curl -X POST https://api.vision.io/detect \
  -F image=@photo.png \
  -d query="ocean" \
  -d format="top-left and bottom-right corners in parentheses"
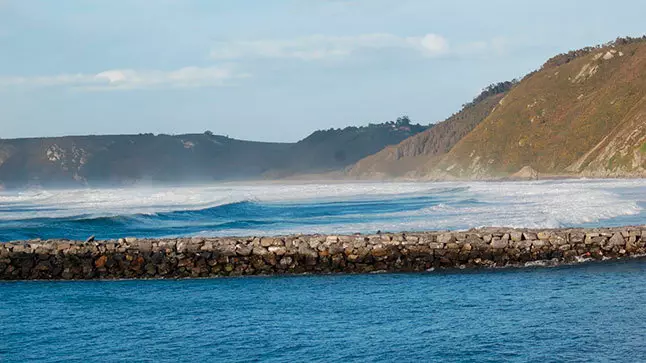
top-left (2, 179), bottom-right (646, 362)
top-left (2, 261), bottom-right (646, 362)
top-left (0, 179), bottom-right (645, 242)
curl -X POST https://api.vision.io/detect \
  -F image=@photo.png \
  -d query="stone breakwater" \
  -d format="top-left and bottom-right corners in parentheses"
top-left (1, 227), bottom-right (646, 280)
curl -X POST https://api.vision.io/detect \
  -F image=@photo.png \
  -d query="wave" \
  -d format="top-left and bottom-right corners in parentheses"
top-left (0, 180), bottom-right (644, 242)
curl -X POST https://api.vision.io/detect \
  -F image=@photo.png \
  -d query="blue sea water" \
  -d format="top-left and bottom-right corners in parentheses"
top-left (0, 179), bottom-right (645, 241)
top-left (2, 180), bottom-right (646, 362)
top-left (2, 260), bottom-right (646, 362)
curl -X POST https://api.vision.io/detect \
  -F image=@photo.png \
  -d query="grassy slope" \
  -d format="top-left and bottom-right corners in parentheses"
top-left (435, 41), bottom-right (646, 178)
top-left (346, 93), bottom-right (505, 178)
top-left (267, 123), bottom-right (427, 178)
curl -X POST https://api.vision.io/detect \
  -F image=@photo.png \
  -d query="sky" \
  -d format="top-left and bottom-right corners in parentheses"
top-left (1, 0), bottom-right (645, 142)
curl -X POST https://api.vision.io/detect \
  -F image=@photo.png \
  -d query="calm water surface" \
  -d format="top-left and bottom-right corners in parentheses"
top-left (2, 260), bottom-right (646, 362)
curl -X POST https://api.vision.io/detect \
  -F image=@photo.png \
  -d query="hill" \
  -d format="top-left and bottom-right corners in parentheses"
top-left (433, 36), bottom-right (646, 179)
top-left (0, 119), bottom-right (426, 189)
top-left (346, 82), bottom-right (514, 178)
top-left (274, 117), bottom-right (426, 178)
top-left (349, 36), bottom-right (646, 180)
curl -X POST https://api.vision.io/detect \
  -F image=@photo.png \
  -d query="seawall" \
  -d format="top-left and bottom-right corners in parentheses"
top-left (1, 226), bottom-right (645, 280)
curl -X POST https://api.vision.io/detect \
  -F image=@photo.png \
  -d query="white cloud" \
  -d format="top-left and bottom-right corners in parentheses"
top-left (0, 66), bottom-right (250, 91)
top-left (210, 33), bottom-right (450, 61)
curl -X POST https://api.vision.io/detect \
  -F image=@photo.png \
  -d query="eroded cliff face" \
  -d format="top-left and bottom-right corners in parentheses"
top-left (431, 40), bottom-right (646, 179)
top-left (567, 96), bottom-right (646, 177)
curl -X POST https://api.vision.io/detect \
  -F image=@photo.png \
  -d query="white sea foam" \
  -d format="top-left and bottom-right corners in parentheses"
top-left (0, 180), bottom-right (644, 234)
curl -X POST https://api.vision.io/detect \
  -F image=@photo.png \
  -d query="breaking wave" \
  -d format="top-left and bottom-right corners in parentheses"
top-left (0, 179), bottom-right (644, 241)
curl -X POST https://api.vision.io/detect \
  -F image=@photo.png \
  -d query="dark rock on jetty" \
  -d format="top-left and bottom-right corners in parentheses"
top-left (1, 227), bottom-right (645, 280)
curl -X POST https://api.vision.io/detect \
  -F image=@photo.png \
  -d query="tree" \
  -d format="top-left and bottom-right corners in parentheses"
top-left (396, 116), bottom-right (411, 127)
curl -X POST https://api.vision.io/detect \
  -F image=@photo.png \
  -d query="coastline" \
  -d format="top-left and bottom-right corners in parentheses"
top-left (2, 226), bottom-right (645, 280)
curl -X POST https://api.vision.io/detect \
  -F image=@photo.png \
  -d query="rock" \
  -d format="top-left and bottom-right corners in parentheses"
top-left (371, 247), bottom-right (389, 257)
top-left (12, 245), bottom-right (29, 253)
top-left (56, 242), bottom-right (71, 252)
top-left (220, 244), bottom-right (237, 257)
top-left (325, 236), bottom-right (339, 244)
top-left (516, 241), bottom-right (533, 250)
top-left (176, 240), bottom-right (188, 253)
top-left (125, 237), bottom-right (137, 243)
top-left (236, 244), bottom-right (253, 256)
top-left (138, 241), bottom-right (153, 253)
top-left (608, 233), bottom-right (625, 247)
top-left (308, 239), bottom-right (321, 249)
top-left (549, 235), bottom-right (567, 246)
top-left (267, 246), bottom-right (286, 255)
top-left (298, 245), bottom-right (318, 259)
top-left (537, 232), bottom-right (551, 240)
top-left (94, 255), bottom-right (108, 268)
top-left (510, 232), bottom-right (523, 242)
top-left (523, 232), bottom-right (537, 240)
top-left (271, 238), bottom-right (285, 247)
top-left (3, 228), bottom-right (646, 280)
top-left (279, 256), bottom-right (293, 267)
top-left (85, 235), bottom-right (96, 243)
top-left (438, 233), bottom-right (456, 244)
top-left (570, 232), bottom-right (585, 244)
top-left (532, 240), bottom-right (547, 248)
top-left (491, 239), bottom-right (508, 249)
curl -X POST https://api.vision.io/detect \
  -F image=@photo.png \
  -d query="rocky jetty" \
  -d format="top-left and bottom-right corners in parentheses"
top-left (1, 227), bottom-right (645, 280)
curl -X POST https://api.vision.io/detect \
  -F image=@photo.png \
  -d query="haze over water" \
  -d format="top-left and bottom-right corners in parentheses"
top-left (0, 179), bottom-right (645, 242)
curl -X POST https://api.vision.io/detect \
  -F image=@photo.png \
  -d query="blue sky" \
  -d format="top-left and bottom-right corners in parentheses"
top-left (1, 0), bottom-right (644, 142)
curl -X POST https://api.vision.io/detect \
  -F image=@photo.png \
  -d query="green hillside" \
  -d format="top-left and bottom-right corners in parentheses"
top-left (346, 83), bottom-right (513, 178)
top-left (0, 120), bottom-right (426, 189)
top-left (436, 36), bottom-right (646, 179)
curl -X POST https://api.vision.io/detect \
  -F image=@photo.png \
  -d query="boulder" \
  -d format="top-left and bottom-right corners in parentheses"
top-left (523, 232), bottom-right (537, 240)
top-left (94, 255), bottom-right (108, 268)
top-left (510, 232), bottom-right (523, 242)
top-left (608, 233), bottom-right (625, 247)
top-left (491, 239), bottom-right (508, 249)
top-left (236, 244), bottom-right (253, 256)
top-left (438, 233), bottom-right (456, 244)
top-left (298, 245), bottom-right (318, 259)
top-left (268, 246), bottom-right (287, 255)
